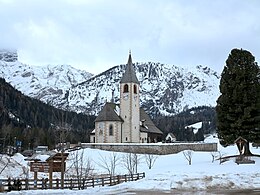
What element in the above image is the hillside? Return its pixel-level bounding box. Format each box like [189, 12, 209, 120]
[153, 106, 217, 141]
[0, 78, 95, 151]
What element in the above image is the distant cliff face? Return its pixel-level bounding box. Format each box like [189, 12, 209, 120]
[0, 50, 220, 117]
[63, 62, 220, 116]
[0, 50, 93, 107]
[0, 50, 18, 62]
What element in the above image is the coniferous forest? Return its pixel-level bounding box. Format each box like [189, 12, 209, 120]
[0, 78, 95, 151]
[153, 106, 216, 141]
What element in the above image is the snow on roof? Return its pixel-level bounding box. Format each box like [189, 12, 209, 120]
[185, 122, 202, 134]
[185, 122, 202, 129]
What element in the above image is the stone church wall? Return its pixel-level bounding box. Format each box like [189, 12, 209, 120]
[81, 142, 217, 155]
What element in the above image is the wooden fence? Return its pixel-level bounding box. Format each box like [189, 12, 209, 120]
[0, 172, 145, 192]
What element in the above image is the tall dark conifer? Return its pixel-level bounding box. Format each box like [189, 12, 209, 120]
[216, 48, 260, 148]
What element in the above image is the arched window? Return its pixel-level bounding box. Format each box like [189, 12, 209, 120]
[109, 124, 113, 136]
[123, 84, 129, 93]
[134, 85, 137, 94]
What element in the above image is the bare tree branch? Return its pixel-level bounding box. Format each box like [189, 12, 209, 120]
[69, 149, 94, 189]
[145, 154, 158, 169]
[122, 153, 141, 175]
[95, 152, 120, 177]
[183, 150, 193, 165]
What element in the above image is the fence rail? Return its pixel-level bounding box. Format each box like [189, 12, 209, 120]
[0, 172, 145, 192]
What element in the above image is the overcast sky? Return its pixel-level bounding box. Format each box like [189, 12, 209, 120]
[1, 0, 259, 74]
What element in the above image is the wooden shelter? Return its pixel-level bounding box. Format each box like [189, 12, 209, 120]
[29, 152, 69, 189]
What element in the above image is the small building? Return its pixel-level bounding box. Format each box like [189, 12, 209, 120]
[185, 122, 202, 134]
[90, 129, 95, 143]
[34, 145, 48, 154]
[165, 133, 176, 143]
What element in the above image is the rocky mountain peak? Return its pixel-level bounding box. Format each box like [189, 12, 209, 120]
[0, 49, 18, 62]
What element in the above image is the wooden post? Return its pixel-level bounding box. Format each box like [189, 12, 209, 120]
[125, 174, 127, 182]
[85, 178, 88, 189]
[61, 153, 64, 189]
[49, 160, 53, 189]
[92, 178, 95, 188]
[41, 178, 44, 189]
[70, 179, 73, 189]
[24, 178, 28, 190]
[110, 176, 112, 186]
[102, 178, 104, 186]
[34, 172, 37, 189]
[56, 178, 59, 189]
[117, 175, 120, 184]
[82, 178, 85, 189]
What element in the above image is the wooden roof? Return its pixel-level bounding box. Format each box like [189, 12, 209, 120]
[95, 102, 123, 122]
[139, 108, 163, 135]
[46, 152, 69, 162]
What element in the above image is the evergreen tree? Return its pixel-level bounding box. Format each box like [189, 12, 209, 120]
[216, 48, 260, 148]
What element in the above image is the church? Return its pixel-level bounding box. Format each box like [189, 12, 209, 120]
[90, 52, 163, 143]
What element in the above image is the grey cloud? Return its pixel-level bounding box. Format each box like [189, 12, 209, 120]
[0, 0, 259, 74]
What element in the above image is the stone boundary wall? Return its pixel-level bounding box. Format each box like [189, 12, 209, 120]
[81, 142, 218, 155]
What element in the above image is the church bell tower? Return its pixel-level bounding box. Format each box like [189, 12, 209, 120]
[120, 51, 140, 143]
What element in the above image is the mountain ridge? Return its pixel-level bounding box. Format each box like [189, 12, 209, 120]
[62, 62, 220, 116]
[0, 50, 220, 117]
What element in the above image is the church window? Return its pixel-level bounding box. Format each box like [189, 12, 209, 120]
[126, 137, 128, 141]
[134, 85, 137, 94]
[123, 84, 129, 93]
[109, 124, 113, 136]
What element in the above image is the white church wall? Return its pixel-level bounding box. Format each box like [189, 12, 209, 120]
[105, 121, 122, 143]
[95, 121, 122, 143]
[140, 132, 148, 143]
[95, 122, 105, 143]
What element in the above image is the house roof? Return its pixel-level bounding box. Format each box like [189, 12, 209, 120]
[166, 133, 176, 138]
[95, 102, 123, 122]
[140, 108, 163, 135]
[120, 52, 140, 84]
[46, 152, 69, 162]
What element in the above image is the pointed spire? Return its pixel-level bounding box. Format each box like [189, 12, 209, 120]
[111, 89, 115, 103]
[128, 50, 132, 65]
[120, 51, 139, 84]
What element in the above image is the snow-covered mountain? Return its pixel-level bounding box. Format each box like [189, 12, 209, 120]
[63, 62, 220, 116]
[0, 50, 220, 116]
[0, 49, 93, 105]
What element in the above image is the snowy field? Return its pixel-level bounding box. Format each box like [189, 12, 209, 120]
[1, 135, 260, 194]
